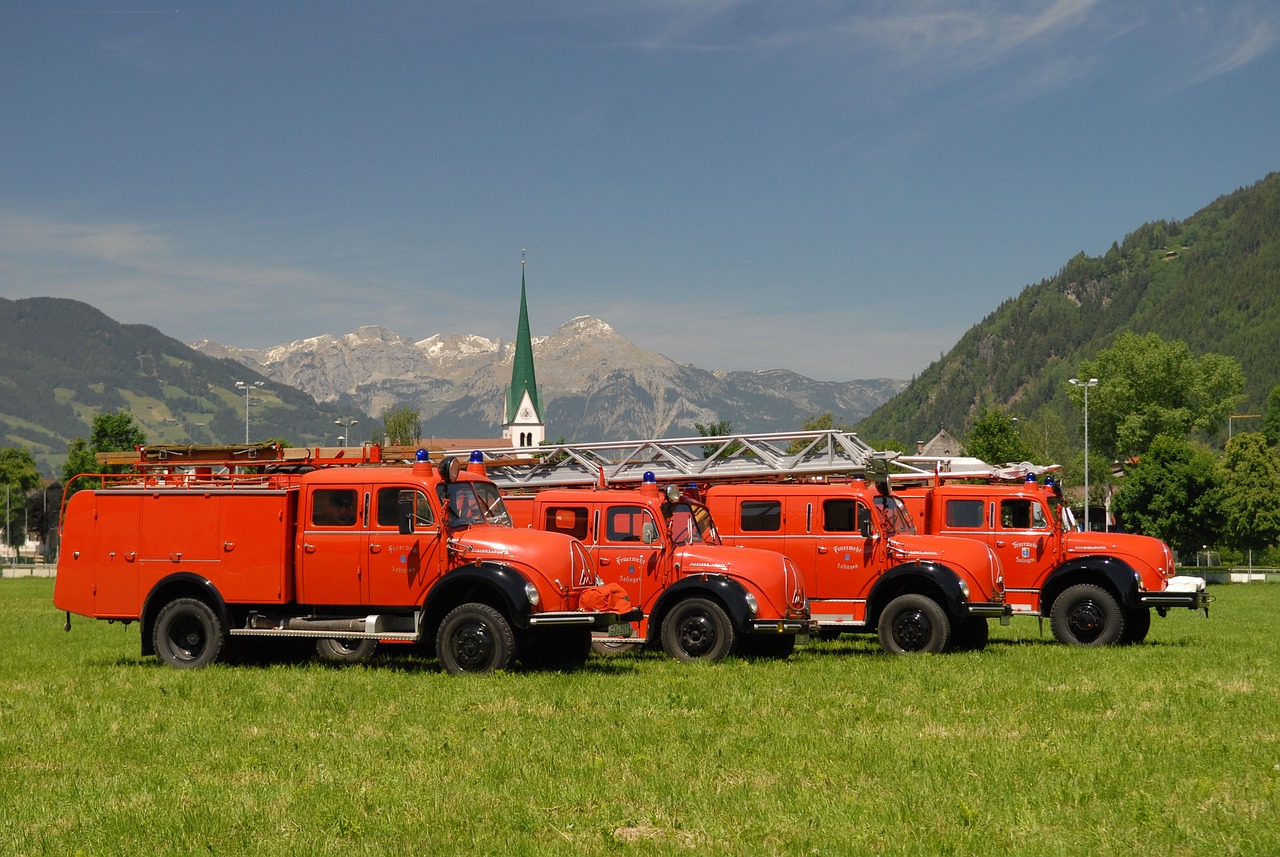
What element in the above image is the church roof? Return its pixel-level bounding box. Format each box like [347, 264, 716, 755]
[505, 260, 543, 422]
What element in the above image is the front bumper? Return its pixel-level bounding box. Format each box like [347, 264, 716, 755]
[964, 601, 1014, 620]
[1140, 575, 1213, 615]
[746, 618, 814, 636]
[528, 607, 644, 629]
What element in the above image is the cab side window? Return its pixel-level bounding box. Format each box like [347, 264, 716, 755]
[823, 499, 860, 532]
[312, 489, 357, 527]
[999, 499, 1033, 529]
[945, 499, 985, 528]
[740, 500, 781, 532]
[606, 505, 648, 543]
[544, 506, 589, 541]
[376, 488, 433, 528]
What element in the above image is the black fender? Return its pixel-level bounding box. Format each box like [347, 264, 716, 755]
[1041, 556, 1142, 614]
[140, 573, 231, 657]
[646, 575, 755, 640]
[866, 562, 968, 625]
[422, 560, 536, 634]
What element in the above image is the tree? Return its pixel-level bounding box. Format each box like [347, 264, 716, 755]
[91, 410, 147, 453]
[963, 406, 1031, 465]
[382, 407, 422, 446]
[1018, 405, 1071, 467]
[62, 411, 147, 495]
[695, 419, 737, 459]
[1, 448, 41, 554]
[1263, 383, 1280, 446]
[1111, 435, 1223, 557]
[1219, 432, 1280, 560]
[1074, 332, 1244, 460]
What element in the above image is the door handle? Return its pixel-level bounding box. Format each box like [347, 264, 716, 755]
[817, 546, 828, 554]
[599, 557, 611, 565]
[304, 543, 316, 553]
[369, 543, 382, 553]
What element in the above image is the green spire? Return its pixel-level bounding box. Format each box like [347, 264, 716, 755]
[506, 259, 542, 422]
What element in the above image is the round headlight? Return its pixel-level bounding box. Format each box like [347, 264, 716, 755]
[744, 593, 758, 616]
[525, 582, 541, 606]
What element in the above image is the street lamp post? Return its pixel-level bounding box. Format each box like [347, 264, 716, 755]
[235, 380, 265, 443]
[1068, 377, 1099, 531]
[335, 418, 359, 447]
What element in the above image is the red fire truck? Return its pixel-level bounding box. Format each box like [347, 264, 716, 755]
[53, 444, 637, 673]
[453, 431, 1008, 655]
[890, 457, 1211, 646]
[500, 470, 810, 662]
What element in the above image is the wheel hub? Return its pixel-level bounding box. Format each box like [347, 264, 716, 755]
[892, 610, 932, 651]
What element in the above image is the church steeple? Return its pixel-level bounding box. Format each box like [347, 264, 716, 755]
[503, 253, 545, 450]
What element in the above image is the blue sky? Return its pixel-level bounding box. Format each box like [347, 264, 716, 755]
[2, 1, 1278, 381]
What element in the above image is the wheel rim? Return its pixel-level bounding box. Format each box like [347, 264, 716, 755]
[449, 621, 496, 671]
[890, 608, 933, 652]
[675, 612, 718, 658]
[1067, 600, 1106, 643]
[167, 616, 207, 662]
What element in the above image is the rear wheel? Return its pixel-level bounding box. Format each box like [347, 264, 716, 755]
[436, 603, 516, 674]
[315, 637, 378, 663]
[521, 627, 591, 671]
[1050, 584, 1125, 646]
[877, 594, 950, 654]
[661, 597, 735, 662]
[590, 637, 646, 656]
[153, 598, 226, 669]
[1121, 607, 1152, 645]
[948, 616, 990, 652]
[738, 633, 797, 659]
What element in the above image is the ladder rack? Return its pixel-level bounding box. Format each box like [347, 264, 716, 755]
[443, 430, 892, 489]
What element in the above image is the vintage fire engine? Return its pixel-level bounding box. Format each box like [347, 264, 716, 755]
[54, 444, 637, 673]
[450, 430, 1009, 655]
[889, 455, 1211, 646]
[495, 466, 810, 662]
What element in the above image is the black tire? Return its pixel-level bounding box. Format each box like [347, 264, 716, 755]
[315, 637, 378, 663]
[1050, 584, 1125, 646]
[1121, 607, 1152, 645]
[738, 633, 797, 660]
[948, 616, 990, 652]
[877, 594, 951, 654]
[660, 597, 736, 662]
[521, 627, 591, 671]
[436, 603, 517, 674]
[153, 598, 227, 669]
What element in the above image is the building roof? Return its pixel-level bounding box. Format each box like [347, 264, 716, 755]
[505, 260, 543, 424]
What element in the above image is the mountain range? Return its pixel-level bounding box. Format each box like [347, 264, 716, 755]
[192, 316, 905, 443]
[0, 298, 904, 476]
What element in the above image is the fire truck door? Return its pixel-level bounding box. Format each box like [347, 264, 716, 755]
[298, 486, 369, 605]
[366, 486, 441, 607]
[991, 497, 1053, 611]
[811, 497, 873, 623]
[593, 503, 662, 614]
[92, 493, 141, 618]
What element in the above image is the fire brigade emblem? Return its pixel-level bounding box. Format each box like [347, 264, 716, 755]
[1020, 547, 1031, 560]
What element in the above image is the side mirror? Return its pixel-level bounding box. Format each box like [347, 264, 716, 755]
[859, 513, 875, 539]
[397, 491, 416, 535]
[642, 521, 660, 545]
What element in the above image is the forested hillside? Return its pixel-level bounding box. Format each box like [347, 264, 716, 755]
[857, 172, 1280, 448]
[0, 298, 369, 474]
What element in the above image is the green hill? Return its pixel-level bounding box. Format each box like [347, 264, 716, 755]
[0, 297, 370, 475]
[857, 171, 1280, 448]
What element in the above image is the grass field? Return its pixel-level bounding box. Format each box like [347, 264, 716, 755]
[2, 578, 1277, 856]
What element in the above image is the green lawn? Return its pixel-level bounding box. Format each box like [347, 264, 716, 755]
[2, 578, 1277, 856]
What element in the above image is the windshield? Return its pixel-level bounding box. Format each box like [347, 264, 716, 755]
[663, 500, 721, 546]
[874, 495, 917, 535]
[444, 480, 512, 528]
